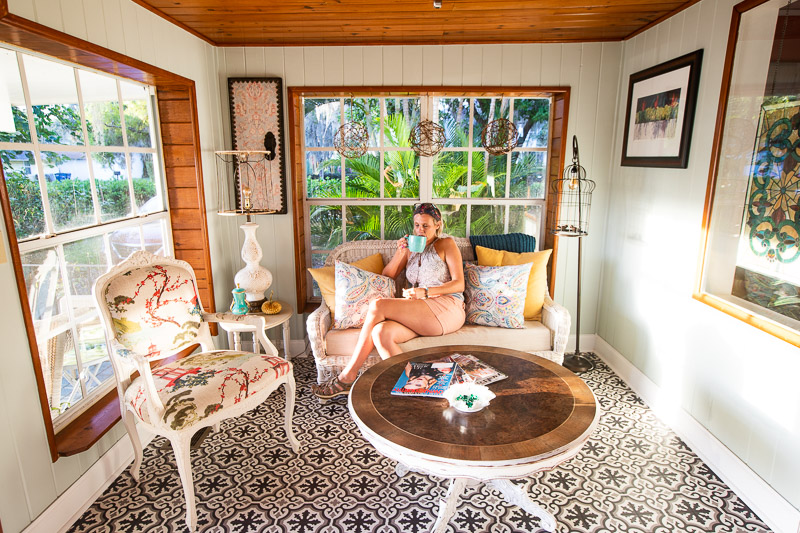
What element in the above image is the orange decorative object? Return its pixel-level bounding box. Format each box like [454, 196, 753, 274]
[261, 291, 282, 315]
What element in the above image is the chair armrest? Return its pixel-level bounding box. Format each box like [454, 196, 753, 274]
[307, 301, 331, 363]
[201, 312, 278, 357]
[541, 293, 571, 362]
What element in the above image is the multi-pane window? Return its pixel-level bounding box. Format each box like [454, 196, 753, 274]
[0, 46, 171, 427]
[302, 93, 551, 297]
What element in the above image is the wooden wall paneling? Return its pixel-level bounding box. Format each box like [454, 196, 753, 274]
[481, 45, 502, 85]
[323, 46, 344, 85]
[287, 88, 310, 313]
[521, 44, 543, 86]
[362, 46, 382, 86]
[546, 92, 569, 297]
[442, 46, 463, 86]
[501, 44, 522, 86]
[383, 47, 403, 85]
[402, 45, 423, 85]
[343, 46, 364, 86]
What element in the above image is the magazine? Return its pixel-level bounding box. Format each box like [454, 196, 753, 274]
[390, 362, 457, 398]
[435, 353, 507, 386]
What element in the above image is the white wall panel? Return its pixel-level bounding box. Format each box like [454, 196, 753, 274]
[422, 45, 443, 86]
[501, 44, 522, 86]
[539, 43, 561, 86]
[362, 46, 383, 85]
[33, 0, 63, 32]
[119, 0, 141, 60]
[520, 44, 542, 86]
[264, 48, 285, 78]
[343, 47, 364, 86]
[382, 47, 403, 85]
[284, 47, 305, 87]
[136, 4, 156, 65]
[481, 45, 502, 85]
[7, 0, 35, 19]
[441, 45, 463, 85]
[461, 44, 482, 85]
[244, 48, 266, 77]
[102, 0, 126, 54]
[323, 47, 344, 85]
[402, 45, 423, 85]
[303, 47, 325, 86]
[82, 0, 107, 48]
[61, 0, 88, 41]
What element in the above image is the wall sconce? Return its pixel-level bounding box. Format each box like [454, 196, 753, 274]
[214, 150, 275, 310]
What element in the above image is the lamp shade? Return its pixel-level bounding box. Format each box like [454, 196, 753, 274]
[214, 150, 275, 217]
[549, 136, 595, 237]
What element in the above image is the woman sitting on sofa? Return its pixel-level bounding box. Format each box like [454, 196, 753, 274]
[311, 203, 465, 399]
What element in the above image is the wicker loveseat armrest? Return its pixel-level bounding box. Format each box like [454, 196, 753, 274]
[539, 293, 570, 365]
[307, 300, 333, 380]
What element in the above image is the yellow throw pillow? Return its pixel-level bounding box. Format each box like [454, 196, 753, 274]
[308, 253, 385, 319]
[475, 245, 552, 321]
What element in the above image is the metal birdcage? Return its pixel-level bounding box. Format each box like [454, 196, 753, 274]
[549, 136, 596, 373]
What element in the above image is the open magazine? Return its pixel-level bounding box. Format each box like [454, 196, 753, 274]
[434, 353, 507, 386]
[391, 362, 457, 397]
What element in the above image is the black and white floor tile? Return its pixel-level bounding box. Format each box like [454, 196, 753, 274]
[67, 353, 772, 532]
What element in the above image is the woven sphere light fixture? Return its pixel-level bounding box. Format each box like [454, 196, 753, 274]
[481, 118, 519, 155]
[334, 121, 369, 159]
[409, 119, 446, 157]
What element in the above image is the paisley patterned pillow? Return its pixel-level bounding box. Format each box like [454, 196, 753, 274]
[333, 261, 396, 330]
[464, 262, 532, 329]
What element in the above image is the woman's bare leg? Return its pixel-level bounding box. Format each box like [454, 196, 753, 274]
[338, 298, 440, 382]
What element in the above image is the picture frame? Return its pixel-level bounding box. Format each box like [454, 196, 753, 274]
[620, 50, 703, 168]
[228, 77, 287, 214]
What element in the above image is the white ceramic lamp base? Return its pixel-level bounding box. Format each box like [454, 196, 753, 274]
[234, 221, 272, 309]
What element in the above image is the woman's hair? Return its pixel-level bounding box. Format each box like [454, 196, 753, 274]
[413, 203, 444, 237]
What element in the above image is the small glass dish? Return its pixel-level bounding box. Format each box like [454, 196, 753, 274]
[443, 383, 496, 413]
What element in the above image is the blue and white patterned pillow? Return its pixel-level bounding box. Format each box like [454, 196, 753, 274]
[333, 261, 396, 330]
[464, 262, 532, 329]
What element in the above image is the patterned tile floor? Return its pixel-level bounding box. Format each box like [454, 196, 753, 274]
[67, 353, 772, 533]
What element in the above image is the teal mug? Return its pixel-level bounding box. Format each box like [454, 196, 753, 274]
[407, 235, 426, 253]
[230, 287, 249, 315]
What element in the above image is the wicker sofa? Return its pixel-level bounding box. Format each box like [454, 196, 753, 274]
[307, 237, 571, 384]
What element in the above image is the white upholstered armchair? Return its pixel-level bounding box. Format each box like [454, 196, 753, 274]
[93, 251, 299, 531]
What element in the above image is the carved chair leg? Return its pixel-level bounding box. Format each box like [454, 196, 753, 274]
[283, 375, 300, 452]
[121, 409, 143, 482]
[170, 434, 197, 532]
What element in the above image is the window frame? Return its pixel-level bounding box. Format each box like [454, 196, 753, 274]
[0, 9, 217, 460]
[288, 86, 571, 312]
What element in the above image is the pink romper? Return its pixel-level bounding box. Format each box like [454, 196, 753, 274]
[405, 239, 466, 335]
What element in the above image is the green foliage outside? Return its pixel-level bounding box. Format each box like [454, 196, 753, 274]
[305, 97, 549, 250]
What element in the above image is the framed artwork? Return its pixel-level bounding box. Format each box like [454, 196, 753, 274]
[620, 50, 703, 168]
[695, 0, 800, 347]
[228, 77, 287, 214]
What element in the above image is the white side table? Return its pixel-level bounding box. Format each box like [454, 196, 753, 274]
[218, 302, 294, 359]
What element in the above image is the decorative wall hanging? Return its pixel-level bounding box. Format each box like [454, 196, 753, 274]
[228, 78, 287, 214]
[409, 119, 445, 157]
[621, 50, 703, 168]
[695, 0, 800, 347]
[481, 118, 518, 155]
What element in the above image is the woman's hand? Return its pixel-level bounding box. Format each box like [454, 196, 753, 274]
[402, 287, 426, 300]
[397, 235, 409, 252]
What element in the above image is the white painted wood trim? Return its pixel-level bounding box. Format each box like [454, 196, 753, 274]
[594, 335, 800, 533]
[22, 425, 154, 533]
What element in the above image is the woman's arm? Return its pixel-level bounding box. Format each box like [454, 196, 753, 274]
[382, 237, 410, 279]
[406, 237, 464, 299]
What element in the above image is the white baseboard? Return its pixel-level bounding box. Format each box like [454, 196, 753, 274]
[23, 425, 153, 533]
[593, 335, 800, 533]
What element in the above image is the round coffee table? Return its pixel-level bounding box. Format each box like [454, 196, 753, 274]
[348, 345, 598, 533]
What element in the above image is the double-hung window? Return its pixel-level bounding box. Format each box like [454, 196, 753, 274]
[0, 45, 171, 428]
[300, 91, 551, 300]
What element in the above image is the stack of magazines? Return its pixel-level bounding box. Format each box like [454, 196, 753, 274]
[391, 353, 507, 398]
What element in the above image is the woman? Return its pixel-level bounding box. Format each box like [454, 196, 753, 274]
[311, 203, 465, 399]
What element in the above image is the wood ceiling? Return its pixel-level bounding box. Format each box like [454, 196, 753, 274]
[132, 0, 700, 47]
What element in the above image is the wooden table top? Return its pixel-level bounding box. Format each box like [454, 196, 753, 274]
[349, 345, 597, 463]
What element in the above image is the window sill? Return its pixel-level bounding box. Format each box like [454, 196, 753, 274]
[53, 346, 196, 458]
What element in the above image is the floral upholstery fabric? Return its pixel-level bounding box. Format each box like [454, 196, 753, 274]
[333, 261, 395, 330]
[104, 264, 201, 359]
[464, 262, 532, 329]
[125, 350, 291, 430]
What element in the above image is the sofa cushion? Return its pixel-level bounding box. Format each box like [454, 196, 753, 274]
[308, 253, 384, 320]
[333, 261, 395, 329]
[469, 232, 537, 255]
[464, 262, 532, 329]
[476, 246, 553, 321]
[324, 321, 552, 358]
